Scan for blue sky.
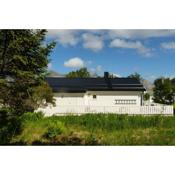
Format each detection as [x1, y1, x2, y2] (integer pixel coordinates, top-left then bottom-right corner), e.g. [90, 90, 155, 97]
[46, 30, 175, 81]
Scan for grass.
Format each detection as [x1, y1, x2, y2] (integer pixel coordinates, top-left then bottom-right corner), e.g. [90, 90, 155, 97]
[1, 111, 175, 145]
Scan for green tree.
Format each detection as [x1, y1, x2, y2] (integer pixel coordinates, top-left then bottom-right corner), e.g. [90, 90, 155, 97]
[0, 30, 56, 115]
[128, 72, 143, 82]
[153, 77, 175, 105]
[143, 93, 150, 101]
[172, 78, 175, 85]
[66, 68, 90, 78]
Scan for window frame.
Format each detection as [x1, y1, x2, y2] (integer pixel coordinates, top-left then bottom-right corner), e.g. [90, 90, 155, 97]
[115, 99, 136, 105]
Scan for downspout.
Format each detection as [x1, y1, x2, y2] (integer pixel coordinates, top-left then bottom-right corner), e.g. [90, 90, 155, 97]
[141, 92, 143, 106]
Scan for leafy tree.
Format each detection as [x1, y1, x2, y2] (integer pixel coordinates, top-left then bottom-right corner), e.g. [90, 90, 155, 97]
[0, 30, 56, 115]
[153, 77, 175, 105]
[143, 93, 150, 101]
[108, 73, 119, 78]
[66, 68, 90, 78]
[172, 78, 175, 85]
[128, 72, 143, 82]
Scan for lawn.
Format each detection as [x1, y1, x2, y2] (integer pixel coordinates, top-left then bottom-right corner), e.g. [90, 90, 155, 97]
[0, 112, 175, 145]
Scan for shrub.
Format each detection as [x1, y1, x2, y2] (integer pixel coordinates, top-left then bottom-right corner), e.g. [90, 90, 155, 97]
[144, 93, 150, 101]
[85, 134, 102, 145]
[0, 114, 21, 145]
[50, 132, 102, 145]
[0, 107, 15, 119]
[56, 132, 85, 145]
[45, 121, 65, 138]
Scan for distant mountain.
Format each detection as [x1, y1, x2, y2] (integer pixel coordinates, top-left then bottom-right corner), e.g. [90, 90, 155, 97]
[47, 70, 65, 77]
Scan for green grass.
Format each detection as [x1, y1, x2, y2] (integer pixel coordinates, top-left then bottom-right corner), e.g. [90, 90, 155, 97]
[1, 112, 175, 145]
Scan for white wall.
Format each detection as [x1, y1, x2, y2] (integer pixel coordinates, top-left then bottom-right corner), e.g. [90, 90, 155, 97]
[37, 91, 174, 116]
[53, 91, 143, 107]
[54, 93, 85, 106]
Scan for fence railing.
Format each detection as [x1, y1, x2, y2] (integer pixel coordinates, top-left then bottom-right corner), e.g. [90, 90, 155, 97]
[37, 105, 174, 116]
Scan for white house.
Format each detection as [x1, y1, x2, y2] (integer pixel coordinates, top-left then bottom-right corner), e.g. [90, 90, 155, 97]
[37, 72, 173, 116]
[47, 72, 145, 106]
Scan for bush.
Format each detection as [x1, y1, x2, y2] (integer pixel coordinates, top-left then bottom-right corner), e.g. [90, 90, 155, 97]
[0, 114, 21, 145]
[45, 121, 65, 138]
[144, 93, 150, 101]
[50, 132, 102, 145]
[0, 107, 15, 119]
[85, 134, 102, 145]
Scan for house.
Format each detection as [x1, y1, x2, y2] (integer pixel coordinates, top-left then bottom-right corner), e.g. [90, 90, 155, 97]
[46, 72, 145, 108]
[36, 72, 173, 115]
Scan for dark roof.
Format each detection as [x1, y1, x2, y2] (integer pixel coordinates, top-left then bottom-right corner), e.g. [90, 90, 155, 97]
[46, 77, 146, 92]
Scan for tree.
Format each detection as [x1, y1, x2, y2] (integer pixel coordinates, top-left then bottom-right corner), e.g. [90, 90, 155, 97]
[153, 77, 175, 105]
[143, 93, 150, 101]
[0, 30, 56, 115]
[128, 72, 143, 82]
[66, 68, 90, 78]
[172, 78, 175, 85]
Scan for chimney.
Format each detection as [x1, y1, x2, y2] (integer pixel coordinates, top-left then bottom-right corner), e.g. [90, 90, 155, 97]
[104, 72, 109, 79]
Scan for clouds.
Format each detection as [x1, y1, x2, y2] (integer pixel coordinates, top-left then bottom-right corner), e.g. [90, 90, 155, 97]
[47, 29, 175, 56]
[47, 30, 79, 46]
[64, 57, 103, 76]
[64, 57, 85, 68]
[161, 42, 175, 49]
[46, 29, 155, 56]
[110, 39, 152, 57]
[82, 33, 104, 52]
[89, 65, 103, 75]
[47, 30, 104, 52]
[108, 30, 175, 39]
[47, 63, 52, 69]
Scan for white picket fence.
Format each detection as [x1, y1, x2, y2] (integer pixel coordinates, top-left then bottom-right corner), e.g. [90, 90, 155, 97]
[37, 105, 174, 116]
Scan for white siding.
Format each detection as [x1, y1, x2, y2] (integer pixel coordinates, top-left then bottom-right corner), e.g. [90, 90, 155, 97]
[86, 91, 142, 106]
[54, 93, 85, 106]
[53, 91, 142, 107]
[38, 91, 175, 116]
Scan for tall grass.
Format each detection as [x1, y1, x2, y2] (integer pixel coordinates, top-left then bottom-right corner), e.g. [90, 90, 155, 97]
[54, 114, 175, 131]
[1, 111, 175, 145]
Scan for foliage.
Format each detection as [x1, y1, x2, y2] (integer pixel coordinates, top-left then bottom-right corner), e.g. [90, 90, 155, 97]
[143, 92, 150, 101]
[172, 78, 175, 84]
[1, 112, 175, 145]
[66, 68, 90, 78]
[127, 72, 143, 82]
[153, 77, 175, 105]
[31, 82, 55, 108]
[50, 132, 101, 145]
[0, 30, 56, 115]
[20, 112, 44, 122]
[0, 107, 13, 119]
[45, 121, 65, 138]
[0, 108, 21, 144]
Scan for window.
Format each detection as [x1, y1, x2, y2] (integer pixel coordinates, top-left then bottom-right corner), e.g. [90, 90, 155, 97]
[115, 99, 136, 105]
[93, 95, 97, 99]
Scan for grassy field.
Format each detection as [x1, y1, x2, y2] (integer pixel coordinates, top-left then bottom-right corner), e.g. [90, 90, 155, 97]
[0, 112, 175, 145]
